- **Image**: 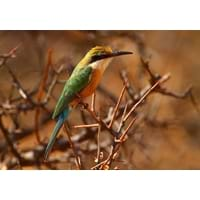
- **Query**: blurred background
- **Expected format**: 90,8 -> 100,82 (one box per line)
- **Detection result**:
0,30 -> 200,169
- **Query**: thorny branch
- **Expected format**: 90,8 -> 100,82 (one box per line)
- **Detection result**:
0,44 -> 20,67
35,49 -> 53,143
0,43 -> 198,170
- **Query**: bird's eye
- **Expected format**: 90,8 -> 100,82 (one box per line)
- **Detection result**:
90,54 -> 99,63
90,52 -> 107,63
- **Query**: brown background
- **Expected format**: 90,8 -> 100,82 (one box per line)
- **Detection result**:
0,31 -> 200,169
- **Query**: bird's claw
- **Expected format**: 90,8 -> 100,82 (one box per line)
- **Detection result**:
81,102 -> 89,109
78,101 -> 89,109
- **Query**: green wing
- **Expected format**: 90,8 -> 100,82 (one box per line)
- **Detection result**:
52,66 -> 92,119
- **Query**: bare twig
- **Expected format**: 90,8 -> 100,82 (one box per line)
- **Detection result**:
95,125 -> 101,163
63,123 -> 82,169
0,116 -> 23,165
124,73 -> 171,122
120,70 -> 137,101
91,92 -> 96,112
79,101 -> 118,137
108,85 -> 126,129
73,124 -> 99,129
0,44 -> 21,67
117,102 -> 128,133
35,49 -> 53,143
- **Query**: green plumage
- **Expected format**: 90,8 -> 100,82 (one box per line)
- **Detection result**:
52,66 -> 92,119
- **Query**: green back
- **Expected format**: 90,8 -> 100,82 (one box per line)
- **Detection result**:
52,66 -> 92,119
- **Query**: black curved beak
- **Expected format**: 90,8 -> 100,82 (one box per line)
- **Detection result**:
91,50 -> 133,63
111,50 -> 133,57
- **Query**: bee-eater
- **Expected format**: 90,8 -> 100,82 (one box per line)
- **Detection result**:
44,46 -> 133,160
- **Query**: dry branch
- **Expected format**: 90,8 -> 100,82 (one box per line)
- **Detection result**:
35,49 -> 53,143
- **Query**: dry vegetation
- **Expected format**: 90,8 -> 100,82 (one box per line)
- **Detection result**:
0,31 -> 199,169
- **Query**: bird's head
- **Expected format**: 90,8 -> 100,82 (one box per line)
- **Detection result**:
78,46 -> 133,70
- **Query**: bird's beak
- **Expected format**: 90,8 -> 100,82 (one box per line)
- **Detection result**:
111,50 -> 133,57
93,50 -> 133,62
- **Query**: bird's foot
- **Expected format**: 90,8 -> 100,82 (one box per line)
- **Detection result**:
76,94 -> 89,109
79,102 -> 89,109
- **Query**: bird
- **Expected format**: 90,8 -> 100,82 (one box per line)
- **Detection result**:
44,46 -> 133,160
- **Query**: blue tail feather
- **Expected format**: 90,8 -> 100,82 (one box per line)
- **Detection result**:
44,107 -> 70,160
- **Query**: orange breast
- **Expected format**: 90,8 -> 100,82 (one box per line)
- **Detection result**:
79,68 -> 102,97
70,68 -> 102,107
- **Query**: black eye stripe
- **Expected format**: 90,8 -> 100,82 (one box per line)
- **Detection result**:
90,54 -> 110,63
90,55 -> 100,63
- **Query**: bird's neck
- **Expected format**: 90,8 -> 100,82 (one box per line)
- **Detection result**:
89,58 -> 113,74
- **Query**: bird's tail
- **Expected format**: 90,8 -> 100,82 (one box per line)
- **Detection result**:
44,107 -> 70,160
